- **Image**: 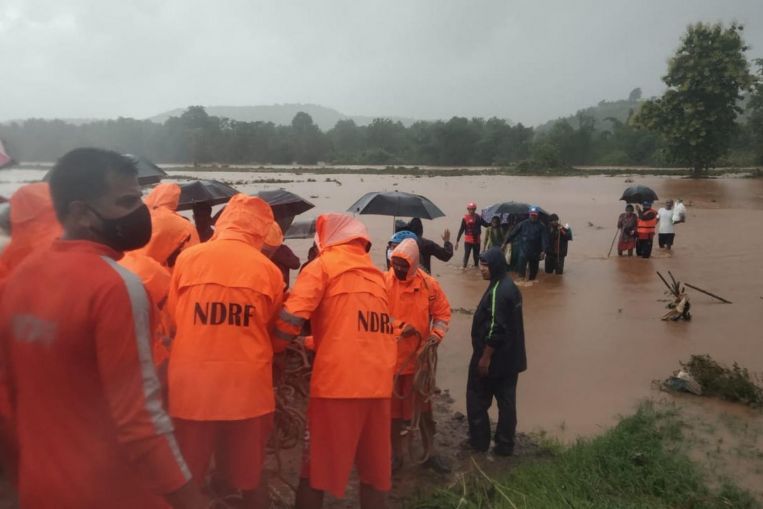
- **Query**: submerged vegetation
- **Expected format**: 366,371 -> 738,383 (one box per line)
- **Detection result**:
682,354 -> 763,408
411,403 -> 759,509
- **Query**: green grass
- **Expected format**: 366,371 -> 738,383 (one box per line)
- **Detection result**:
410,403 -> 759,509
682,355 -> 763,408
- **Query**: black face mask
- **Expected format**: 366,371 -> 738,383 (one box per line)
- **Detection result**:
394,267 -> 408,281
89,203 -> 152,252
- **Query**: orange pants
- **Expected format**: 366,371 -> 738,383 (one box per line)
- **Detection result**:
391,374 -> 432,421
174,414 -> 274,490
301,398 -> 391,498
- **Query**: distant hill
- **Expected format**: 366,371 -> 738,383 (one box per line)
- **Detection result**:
149,104 -> 418,130
536,95 -> 645,133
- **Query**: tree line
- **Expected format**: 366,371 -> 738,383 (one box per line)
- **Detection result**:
2,23 -> 762,172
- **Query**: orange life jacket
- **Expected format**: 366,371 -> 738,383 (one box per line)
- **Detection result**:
463,214 -> 480,244
385,239 -> 450,374
275,213 -> 396,399
637,209 -> 657,239
167,195 -> 283,420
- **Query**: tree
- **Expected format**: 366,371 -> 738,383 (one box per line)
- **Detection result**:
628,88 -> 642,102
746,59 -> 763,164
636,23 -> 755,175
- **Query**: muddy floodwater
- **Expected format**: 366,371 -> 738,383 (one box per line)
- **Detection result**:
2,170 -> 763,444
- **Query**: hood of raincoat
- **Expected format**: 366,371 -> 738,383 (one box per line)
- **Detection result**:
390,238 -> 419,280
213,194 -> 273,249
480,246 -> 507,281
138,207 -> 194,266
264,221 -> 284,248
0,182 -> 62,275
144,183 -> 180,210
314,213 -> 370,253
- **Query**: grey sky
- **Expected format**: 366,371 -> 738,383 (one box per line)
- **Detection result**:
2,0 -> 762,126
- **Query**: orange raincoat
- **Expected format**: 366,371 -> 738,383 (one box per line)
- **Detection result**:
139,183 -> 199,267
275,213 -> 396,398
385,239 -> 451,375
168,194 -> 283,421
0,182 -> 61,280
119,252 -> 173,366
0,239 -> 190,507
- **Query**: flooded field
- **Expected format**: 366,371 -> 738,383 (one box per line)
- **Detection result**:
2,169 -> 763,498
3,170 -> 763,432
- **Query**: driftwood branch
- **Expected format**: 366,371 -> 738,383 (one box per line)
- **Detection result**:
684,283 -> 732,304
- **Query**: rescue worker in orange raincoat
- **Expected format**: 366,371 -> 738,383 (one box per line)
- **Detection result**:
140,183 -> 199,269
167,194 -> 284,507
274,213 -> 396,509
385,238 -> 451,474
0,182 -> 61,281
0,148 -> 204,508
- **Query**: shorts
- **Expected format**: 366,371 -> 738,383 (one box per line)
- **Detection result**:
301,397 -> 391,498
174,413 -> 274,490
391,374 -> 431,421
658,233 -> 675,247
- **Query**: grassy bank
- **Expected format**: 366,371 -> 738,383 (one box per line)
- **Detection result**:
411,403 -> 759,509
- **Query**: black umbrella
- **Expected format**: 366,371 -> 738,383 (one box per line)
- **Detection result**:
620,185 -> 658,204
284,218 -> 317,240
42,153 -> 167,185
256,190 -> 314,219
212,189 -> 315,223
124,154 -> 167,185
176,180 -> 239,211
481,202 -> 550,223
347,191 -> 445,220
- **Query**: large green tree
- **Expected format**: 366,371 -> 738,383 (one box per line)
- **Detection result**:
636,23 -> 755,175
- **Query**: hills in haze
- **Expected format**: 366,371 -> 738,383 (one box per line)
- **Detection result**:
149,103 -> 419,130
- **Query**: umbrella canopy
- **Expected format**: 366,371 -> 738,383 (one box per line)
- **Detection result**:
124,154 -> 167,185
284,218 -> 317,240
212,189 -> 315,222
42,153 -> 166,185
620,185 -> 658,204
481,202 -> 550,223
256,189 -> 314,219
176,179 -> 239,211
347,191 -> 445,219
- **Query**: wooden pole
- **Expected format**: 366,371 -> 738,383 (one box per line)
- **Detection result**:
685,283 -> 733,304
656,271 -> 675,295
607,229 -> 620,258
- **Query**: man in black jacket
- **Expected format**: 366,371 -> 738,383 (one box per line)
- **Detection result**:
504,208 -> 548,281
545,213 -> 572,275
466,247 -> 527,456
405,217 -> 453,273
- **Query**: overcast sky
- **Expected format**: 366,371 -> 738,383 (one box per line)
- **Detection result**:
2,0 -> 762,126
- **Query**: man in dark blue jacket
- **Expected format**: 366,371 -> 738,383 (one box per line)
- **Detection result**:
504,208 -> 548,281
466,247 -> 527,456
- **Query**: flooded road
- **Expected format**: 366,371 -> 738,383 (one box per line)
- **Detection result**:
2,170 -> 763,442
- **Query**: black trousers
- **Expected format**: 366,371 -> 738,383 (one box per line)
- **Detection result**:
636,238 -> 653,258
544,254 -> 565,274
463,242 -> 480,267
517,253 -> 540,280
466,368 -> 518,453
658,233 -> 675,248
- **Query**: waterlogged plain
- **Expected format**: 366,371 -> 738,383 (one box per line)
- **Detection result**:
1,169 -> 762,505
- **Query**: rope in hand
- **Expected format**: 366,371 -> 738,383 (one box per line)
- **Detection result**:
269,340 -> 312,495
393,331 -> 439,464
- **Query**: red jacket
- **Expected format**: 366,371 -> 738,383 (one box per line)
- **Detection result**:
0,240 -> 190,508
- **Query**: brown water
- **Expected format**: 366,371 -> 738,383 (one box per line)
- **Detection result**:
2,170 -> 763,443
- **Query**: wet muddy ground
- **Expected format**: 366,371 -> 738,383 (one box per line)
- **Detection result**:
2,169 -> 763,503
